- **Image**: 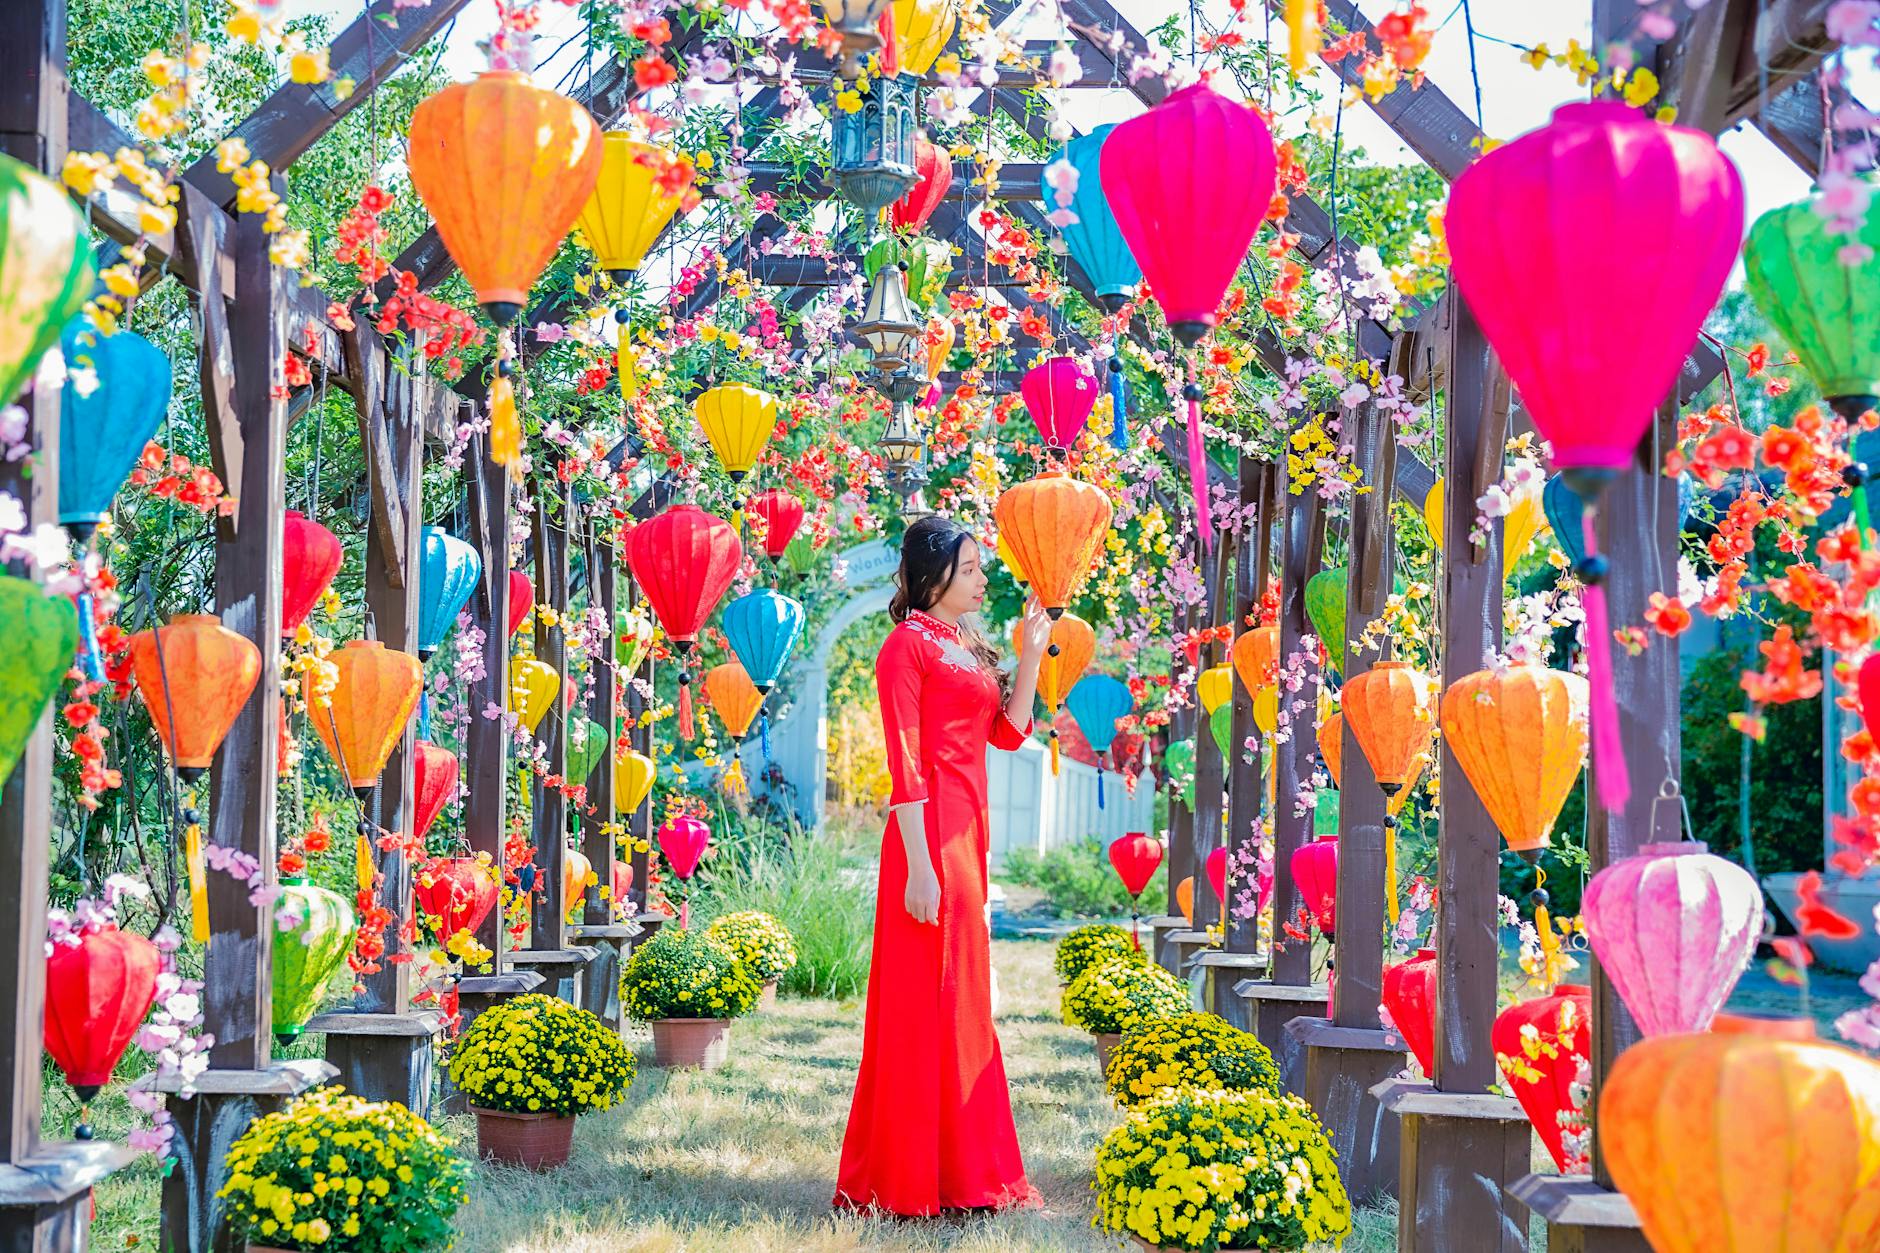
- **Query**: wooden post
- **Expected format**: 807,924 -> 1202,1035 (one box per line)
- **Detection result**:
1237,479 -> 1331,1093
1379,299 -> 1532,1253
1180,530 -> 1234,971
1290,401 -> 1407,1202
1151,596 -> 1198,973
626,583 -> 655,918
306,334 -> 443,1112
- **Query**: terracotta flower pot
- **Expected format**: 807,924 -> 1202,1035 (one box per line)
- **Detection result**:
471,1105 -> 575,1170
759,979 -> 779,1010
652,1017 -> 732,1070
1094,1031 -> 1121,1076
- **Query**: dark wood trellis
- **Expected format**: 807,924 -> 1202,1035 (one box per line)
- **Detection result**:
0,0 -> 1851,1248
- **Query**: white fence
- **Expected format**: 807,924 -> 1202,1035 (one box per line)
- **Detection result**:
986,739 -> 1157,868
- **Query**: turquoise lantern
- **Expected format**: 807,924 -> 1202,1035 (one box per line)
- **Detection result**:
721,589 -> 805,694
1054,124 -> 1141,313
1067,673 -> 1133,808
416,526 -> 482,660
1543,474 -> 1586,570
58,321 -> 171,539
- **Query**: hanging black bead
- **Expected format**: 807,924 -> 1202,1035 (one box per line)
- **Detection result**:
1845,461 -> 1869,488
1527,887 -> 1550,910
1573,554 -> 1609,586
1181,382 -> 1202,402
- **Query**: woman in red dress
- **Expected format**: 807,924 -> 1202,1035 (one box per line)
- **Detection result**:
835,514 -> 1051,1216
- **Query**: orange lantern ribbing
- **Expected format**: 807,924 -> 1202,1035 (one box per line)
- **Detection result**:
1319,709 -> 1343,789
1231,625 -> 1278,696
1016,613 -> 1095,774
993,471 -> 1112,619
127,614 -> 263,781
1441,665 -> 1588,859
311,641 -> 423,792
1340,660 -> 1436,794
702,661 -> 764,742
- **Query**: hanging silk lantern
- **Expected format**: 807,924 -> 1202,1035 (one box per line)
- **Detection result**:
615,606 -> 655,676
1319,709 -> 1343,788
1440,665 -> 1588,858
1601,1025 -> 1880,1253
1743,178 -> 1880,418
1164,738 -> 1195,809
996,532 -> 1028,587
0,154 -> 95,406
703,662 -> 763,741
1283,0 -> 1322,73
722,589 -> 806,693
566,716 -> 607,787
282,511 -> 343,638
0,577 -> 78,787
993,471 -> 1112,619
1291,834 -> 1338,938
1381,947 -> 1437,1074
1423,477 -> 1547,580
1021,355 -> 1099,452
562,846 -> 593,919
507,569 -> 534,638
1205,845 -> 1226,908
694,383 -> 779,486
1341,660 -> 1437,795
1019,613 -> 1094,775
406,72 -> 602,324
271,879 -> 358,1044
1252,685 -> 1278,737
660,814 -> 711,881
626,504 -> 742,740
887,0 -> 958,77
1446,103 -> 1742,815
747,490 -> 806,563
1175,875 -> 1194,927
612,860 -> 634,912
1231,626 -> 1278,697
1209,703 -> 1233,758
1580,841 -> 1762,1036
576,133 -> 693,283
1492,985 -> 1591,1173
415,856 -> 498,941
1197,664 -> 1233,717
616,747 -> 656,812
412,740 -> 459,841
128,613 -> 261,781
1066,674 -> 1132,758
1053,124 -> 1141,311
1304,567 -> 1347,673
311,641 -> 422,792
416,526 -> 482,659
508,658 -> 559,734
889,137 -> 951,234
43,925 -> 160,1128
1541,474 -> 1586,569
1109,833 -> 1162,898
57,321 -> 171,536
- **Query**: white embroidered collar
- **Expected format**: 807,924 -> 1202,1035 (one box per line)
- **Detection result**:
907,609 -> 962,641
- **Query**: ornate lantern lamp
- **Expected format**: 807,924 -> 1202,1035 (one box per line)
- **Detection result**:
854,263 -> 924,380
819,0 -> 891,80
878,402 -> 925,472
829,76 -> 919,214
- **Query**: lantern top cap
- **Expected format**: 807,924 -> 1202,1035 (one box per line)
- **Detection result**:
344,639 -> 386,650
1312,833 -> 1337,844
1637,840 -> 1711,857
167,613 -> 221,626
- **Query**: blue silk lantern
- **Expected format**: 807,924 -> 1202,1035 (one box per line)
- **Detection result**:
721,588 -> 805,694
1054,124 -> 1141,312
58,321 -> 171,538
416,526 -> 482,660
1067,673 -> 1133,808
1542,474 -> 1586,570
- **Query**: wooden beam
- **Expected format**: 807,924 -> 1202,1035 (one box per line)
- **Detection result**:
527,485 -> 573,950
775,40 -> 1119,87
711,160 -> 1046,203
464,436 -> 512,966
1223,457 -> 1269,959
1755,73 -> 1829,177
1270,484 -> 1325,991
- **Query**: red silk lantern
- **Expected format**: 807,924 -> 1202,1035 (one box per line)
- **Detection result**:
44,925 -> 160,1110
1493,984 -> 1591,1172
128,613 -> 263,781
1291,834 -> 1338,938
413,740 -> 459,841
1446,103 -> 1742,814
1109,832 -> 1162,897
507,569 -> 533,638
1381,947 -> 1437,1074
1860,652 -> 1880,746
415,856 -> 499,940
748,490 -> 805,562
1205,844 -> 1226,906
1021,355 -> 1099,451
612,859 -> 634,908
281,511 -> 341,637
626,504 -> 742,739
889,137 -> 952,233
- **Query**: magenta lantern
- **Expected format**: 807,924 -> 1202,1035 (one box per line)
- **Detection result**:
1205,845 -> 1226,907
1445,102 -> 1742,814
1290,834 -> 1338,939
659,815 -> 710,881
281,511 -> 342,637
1580,841 -> 1762,1036
1381,947 -> 1437,1074
1021,355 -> 1099,451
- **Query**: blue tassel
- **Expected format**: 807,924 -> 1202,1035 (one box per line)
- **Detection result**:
759,711 -> 771,765
75,589 -> 104,683
1107,358 -> 1128,451
1097,765 -> 1106,809
418,688 -> 432,741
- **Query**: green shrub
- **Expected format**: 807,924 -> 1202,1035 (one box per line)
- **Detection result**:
1002,836 -> 1168,918
1054,923 -> 1144,985
698,835 -> 872,998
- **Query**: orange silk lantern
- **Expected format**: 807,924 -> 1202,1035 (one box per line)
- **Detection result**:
1441,665 -> 1588,859
1319,709 -> 1343,788
311,641 -> 423,792
702,662 -> 763,741
1601,1025 -> 1880,1253
1231,625 -> 1278,696
1176,875 -> 1194,927
562,846 -> 594,920
405,72 -> 603,324
1016,613 -> 1094,774
128,614 -> 263,781
1340,660 -> 1436,795
993,471 -> 1113,619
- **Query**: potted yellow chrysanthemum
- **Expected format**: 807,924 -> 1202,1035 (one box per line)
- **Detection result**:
1053,922 -> 1144,989
704,909 -> 799,1008
1061,955 -> 1187,1075
621,925 -> 763,1068
445,993 -> 636,1169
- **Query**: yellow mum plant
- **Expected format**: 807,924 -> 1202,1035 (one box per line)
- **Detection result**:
1061,955 -> 1186,1035
1054,922 -> 1144,985
1093,1087 -> 1353,1252
1105,1011 -> 1281,1107
621,925 -> 763,1022
218,1086 -> 467,1252
705,910 -> 799,984
446,994 -> 635,1117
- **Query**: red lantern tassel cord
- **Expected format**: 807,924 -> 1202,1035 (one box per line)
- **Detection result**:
1579,512 -> 1630,811
1183,373 -> 1213,551
678,667 -> 695,741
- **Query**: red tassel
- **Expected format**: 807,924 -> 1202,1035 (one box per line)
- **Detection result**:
1131,913 -> 1141,950
1188,392 -> 1213,550
679,898 -> 689,931
1580,512 -> 1630,812
679,673 -> 696,741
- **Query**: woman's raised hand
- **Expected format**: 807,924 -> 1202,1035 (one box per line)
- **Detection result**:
1019,595 -> 1052,658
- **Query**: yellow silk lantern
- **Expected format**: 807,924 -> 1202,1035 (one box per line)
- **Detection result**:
1441,665 -> 1587,857
1284,0 -> 1321,75
1424,477 -> 1547,580
1253,685 -> 1278,736
694,383 -> 779,483
702,662 -> 764,741
890,0 -> 959,77
1197,664 -> 1234,716
997,532 -> 1028,586
310,641 -> 423,791
615,747 -> 655,812
508,658 -> 560,734
577,133 -> 692,279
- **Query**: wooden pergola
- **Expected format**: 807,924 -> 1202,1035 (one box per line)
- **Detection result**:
0,0 -> 1849,1249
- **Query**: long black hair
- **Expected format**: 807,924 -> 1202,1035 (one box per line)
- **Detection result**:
889,515 -> 1006,686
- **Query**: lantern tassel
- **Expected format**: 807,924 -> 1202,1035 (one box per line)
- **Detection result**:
725,756 -> 745,796
75,588 -> 105,683
1186,386 -> 1214,551
1108,359 -> 1129,451
1385,821 -> 1400,925
1097,764 -> 1106,809
1131,910 -> 1141,950
1535,901 -> 1564,992
418,688 -> 432,741
679,897 -> 690,931
490,371 -> 521,479
924,381 -> 941,409
185,816 -> 210,945
1579,512 -> 1631,812
678,670 -> 696,741
877,7 -> 900,76
1049,732 -> 1060,775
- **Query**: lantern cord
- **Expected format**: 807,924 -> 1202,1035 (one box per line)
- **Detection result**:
1579,511 -> 1631,811
1857,487 -> 1874,554
1185,361 -> 1214,551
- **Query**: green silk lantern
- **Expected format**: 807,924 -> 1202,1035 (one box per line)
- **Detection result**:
566,716 -> 606,787
0,155 -> 96,406
1164,737 -> 1196,809
271,879 -> 357,1044
616,607 -> 654,675
1744,181 -> 1880,419
1209,702 -> 1233,759
1305,567 -> 1347,673
783,534 -> 818,577
0,576 -> 79,786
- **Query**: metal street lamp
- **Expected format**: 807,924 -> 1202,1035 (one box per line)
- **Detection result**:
852,263 -> 923,375
829,75 -> 918,214
878,401 -> 925,469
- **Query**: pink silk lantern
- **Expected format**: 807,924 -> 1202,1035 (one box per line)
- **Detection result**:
1446,102 -> 1743,813
1580,841 -> 1762,1036
1021,355 -> 1099,451
659,814 -> 710,928
1291,834 -> 1338,939
1100,80 -> 1278,550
